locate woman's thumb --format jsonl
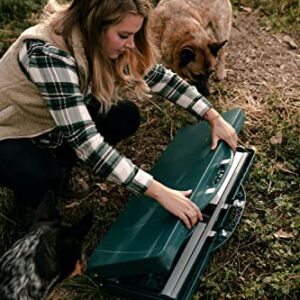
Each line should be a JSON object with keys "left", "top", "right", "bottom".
{"left": 182, "top": 189, "right": 193, "bottom": 197}
{"left": 211, "top": 136, "right": 219, "bottom": 150}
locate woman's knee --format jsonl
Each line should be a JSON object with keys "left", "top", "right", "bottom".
{"left": 13, "top": 164, "right": 64, "bottom": 207}
{"left": 0, "top": 139, "right": 65, "bottom": 206}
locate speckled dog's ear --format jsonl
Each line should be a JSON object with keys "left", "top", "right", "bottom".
{"left": 34, "top": 190, "right": 60, "bottom": 223}
{"left": 54, "top": 212, "right": 93, "bottom": 279}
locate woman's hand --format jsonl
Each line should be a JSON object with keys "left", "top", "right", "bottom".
{"left": 204, "top": 108, "right": 238, "bottom": 151}
{"left": 144, "top": 179, "right": 202, "bottom": 229}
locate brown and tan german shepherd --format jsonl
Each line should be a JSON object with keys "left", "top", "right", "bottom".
{"left": 149, "top": 0, "right": 232, "bottom": 96}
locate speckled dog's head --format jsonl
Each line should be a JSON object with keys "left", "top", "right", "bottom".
{"left": 149, "top": 0, "right": 232, "bottom": 96}
{"left": 0, "top": 191, "right": 93, "bottom": 300}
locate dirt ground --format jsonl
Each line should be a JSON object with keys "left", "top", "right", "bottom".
{"left": 223, "top": 8, "right": 299, "bottom": 120}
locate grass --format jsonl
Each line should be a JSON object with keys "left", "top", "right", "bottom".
{"left": 1, "top": 0, "right": 299, "bottom": 299}
{"left": 236, "top": 0, "right": 300, "bottom": 31}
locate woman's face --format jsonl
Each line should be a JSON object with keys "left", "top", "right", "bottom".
{"left": 103, "top": 13, "right": 144, "bottom": 59}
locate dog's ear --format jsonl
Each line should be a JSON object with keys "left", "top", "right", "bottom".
{"left": 34, "top": 190, "right": 60, "bottom": 223}
{"left": 209, "top": 40, "right": 227, "bottom": 57}
{"left": 179, "top": 47, "right": 195, "bottom": 67}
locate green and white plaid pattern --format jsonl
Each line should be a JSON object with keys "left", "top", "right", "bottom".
{"left": 144, "top": 64, "right": 211, "bottom": 116}
{"left": 18, "top": 39, "right": 211, "bottom": 194}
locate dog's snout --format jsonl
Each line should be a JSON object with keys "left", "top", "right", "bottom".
{"left": 191, "top": 76, "right": 210, "bottom": 96}
{"left": 197, "top": 85, "right": 210, "bottom": 96}
{"left": 199, "top": 86, "right": 210, "bottom": 96}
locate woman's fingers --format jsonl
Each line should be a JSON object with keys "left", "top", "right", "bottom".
{"left": 192, "top": 202, "right": 203, "bottom": 221}
{"left": 181, "top": 194, "right": 203, "bottom": 228}
{"left": 211, "top": 117, "right": 238, "bottom": 151}
{"left": 181, "top": 214, "right": 192, "bottom": 229}
{"left": 227, "top": 135, "right": 237, "bottom": 151}
{"left": 188, "top": 200, "right": 203, "bottom": 221}
{"left": 145, "top": 180, "right": 203, "bottom": 229}
{"left": 228, "top": 130, "right": 238, "bottom": 150}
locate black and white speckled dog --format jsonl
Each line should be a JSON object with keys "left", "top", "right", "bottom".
{"left": 0, "top": 191, "right": 93, "bottom": 300}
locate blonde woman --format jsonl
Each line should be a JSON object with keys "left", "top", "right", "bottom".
{"left": 0, "top": 0, "right": 238, "bottom": 229}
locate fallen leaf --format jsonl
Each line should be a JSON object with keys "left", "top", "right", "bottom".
{"left": 240, "top": 6, "right": 252, "bottom": 13}
{"left": 273, "top": 229, "right": 294, "bottom": 239}
{"left": 65, "top": 202, "right": 80, "bottom": 209}
{"left": 274, "top": 162, "right": 297, "bottom": 174}
{"left": 270, "top": 132, "right": 282, "bottom": 144}
{"left": 101, "top": 197, "right": 109, "bottom": 203}
{"left": 95, "top": 182, "right": 109, "bottom": 191}
{"left": 95, "top": 182, "right": 116, "bottom": 193}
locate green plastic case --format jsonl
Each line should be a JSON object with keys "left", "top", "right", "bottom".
{"left": 87, "top": 108, "right": 246, "bottom": 278}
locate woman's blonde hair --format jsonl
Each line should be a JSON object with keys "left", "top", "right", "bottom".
{"left": 42, "top": 0, "right": 156, "bottom": 112}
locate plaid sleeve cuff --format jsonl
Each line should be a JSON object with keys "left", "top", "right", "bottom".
{"left": 126, "top": 168, "right": 154, "bottom": 195}
{"left": 189, "top": 93, "right": 212, "bottom": 117}
{"left": 106, "top": 154, "right": 153, "bottom": 195}
{"left": 175, "top": 84, "right": 212, "bottom": 117}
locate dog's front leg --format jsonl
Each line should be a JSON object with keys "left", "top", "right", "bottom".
{"left": 211, "top": 0, "right": 232, "bottom": 81}
{"left": 215, "top": 46, "right": 227, "bottom": 81}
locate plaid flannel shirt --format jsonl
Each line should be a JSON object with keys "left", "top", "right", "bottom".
{"left": 18, "top": 39, "right": 212, "bottom": 194}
